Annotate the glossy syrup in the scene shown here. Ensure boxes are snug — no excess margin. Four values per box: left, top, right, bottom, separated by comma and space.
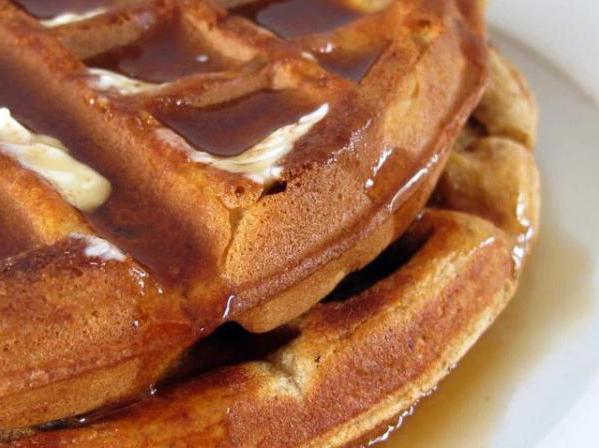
232, 0, 363, 38
0, 57, 204, 289
86, 13, 226, 83
377, 204, 594, 447
12, 0, 116, 18
152, 89, 318, 157
315, 41, 387, 82
0, 59, 316, 297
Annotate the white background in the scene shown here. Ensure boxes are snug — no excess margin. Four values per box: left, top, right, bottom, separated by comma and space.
489, 0, 599, 104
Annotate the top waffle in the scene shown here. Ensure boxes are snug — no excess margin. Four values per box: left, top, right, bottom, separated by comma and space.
0, 0, 487, 430
3, 48, 540, 447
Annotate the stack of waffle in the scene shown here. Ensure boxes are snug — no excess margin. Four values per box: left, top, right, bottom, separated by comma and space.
0, 0, 539, 445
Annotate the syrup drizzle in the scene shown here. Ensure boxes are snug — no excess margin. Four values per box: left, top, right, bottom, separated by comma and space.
379, 210, 593, 447
0, 59, 318, 291
232, 0, 363, 38
86, 14, 225, 83
315, 41, 387, 82
152, 89, 319, 157
11, 0, 115, 19
0, 65, 200, 287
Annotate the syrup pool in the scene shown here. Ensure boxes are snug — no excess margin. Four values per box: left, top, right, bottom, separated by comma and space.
376, 29, 599, 448
380, 206, 593, 447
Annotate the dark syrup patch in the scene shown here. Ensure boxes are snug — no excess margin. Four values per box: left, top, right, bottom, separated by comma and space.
86, 13, 225, 83
152, 89, 318, 157
315, 41, 387, 82
232, 0, 363, 38
0, 60, 205, 288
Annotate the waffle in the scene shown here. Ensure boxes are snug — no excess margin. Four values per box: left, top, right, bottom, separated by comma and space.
0, 0, 488, 432
2, 46, 539, 446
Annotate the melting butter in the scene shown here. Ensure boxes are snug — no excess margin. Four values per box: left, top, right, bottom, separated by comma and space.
187, 103, 329, 184
40, 8, 107, 28
87, 68, 162, 95
88, 66, 329, 184
0, 108, 111, 212
70, 233, 126, 262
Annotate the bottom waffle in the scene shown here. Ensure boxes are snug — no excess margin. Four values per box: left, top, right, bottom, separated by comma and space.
5, 48, 539, 447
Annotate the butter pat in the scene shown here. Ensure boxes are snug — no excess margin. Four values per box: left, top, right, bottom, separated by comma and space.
40, 8, 107, 28
0, 108, 111, 212
189, 103, 330, 184
70, 233, 126, 262
87, 68, 161, 95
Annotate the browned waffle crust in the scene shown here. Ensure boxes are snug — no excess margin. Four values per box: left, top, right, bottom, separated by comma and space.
2, 42, 539, 446
0, 0, 489, 431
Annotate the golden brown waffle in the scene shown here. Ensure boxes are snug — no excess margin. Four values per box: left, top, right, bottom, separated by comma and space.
0, 0, 487, 432
3, 48, 539, 446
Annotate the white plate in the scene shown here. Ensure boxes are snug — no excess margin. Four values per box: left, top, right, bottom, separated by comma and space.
381, 3, 599, 447
477, 27, 599, 448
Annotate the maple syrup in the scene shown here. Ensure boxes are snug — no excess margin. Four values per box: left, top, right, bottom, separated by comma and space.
232, 0, 363, 38
152, 89, 318, 157
11, 0, 115, 18
87, 13, 226, 83
315, 41, 387, 82
377, 204, 593, 447
0, 61, 204, 289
